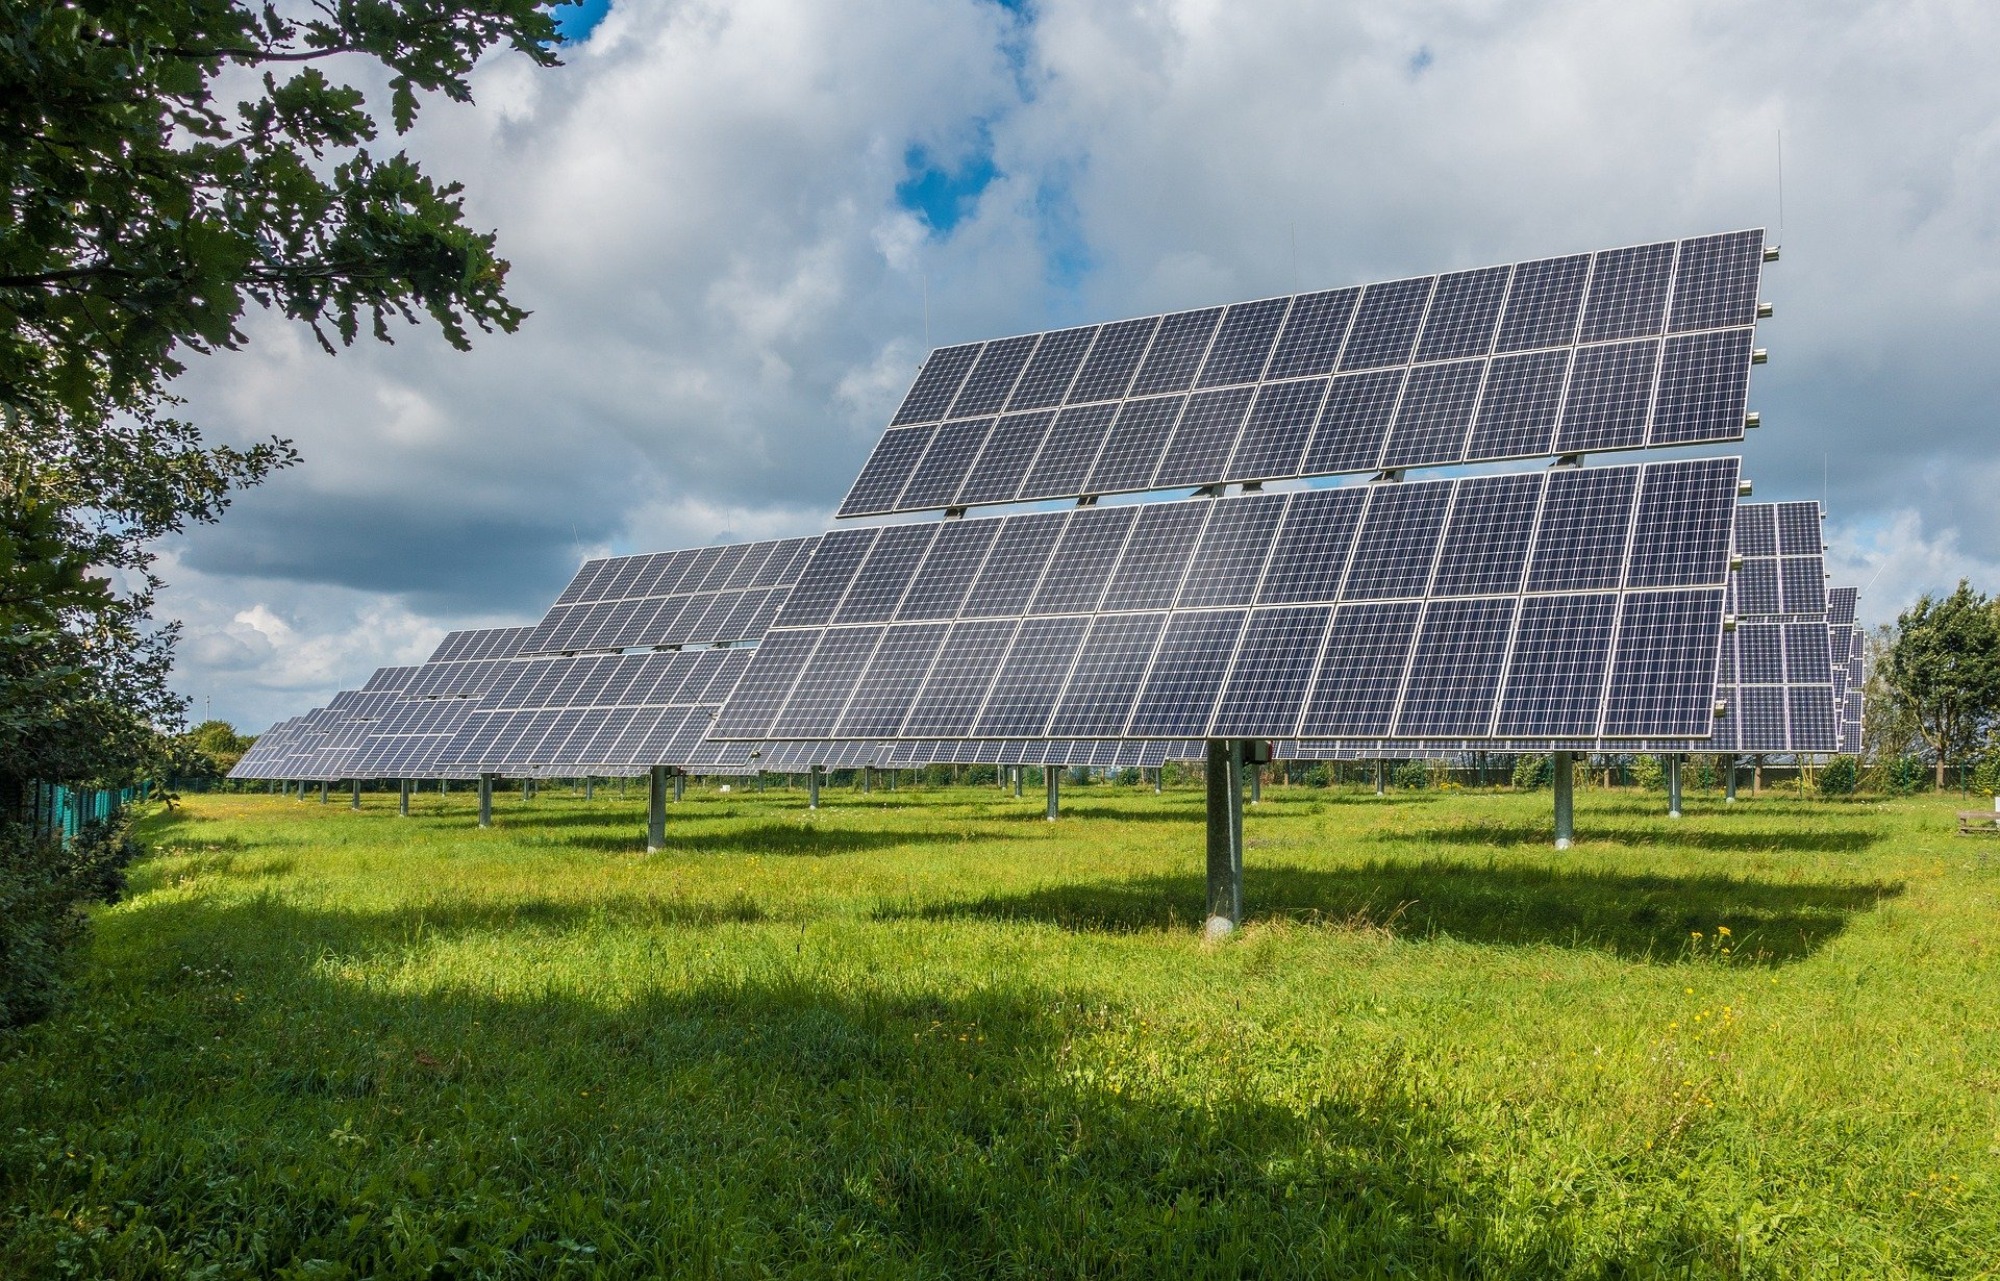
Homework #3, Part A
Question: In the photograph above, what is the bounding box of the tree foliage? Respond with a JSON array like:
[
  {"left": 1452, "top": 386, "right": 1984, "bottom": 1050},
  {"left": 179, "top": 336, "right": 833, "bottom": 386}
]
[
  {"left": 1, "top": 0, "right": 560, "bottom": 1022},
  {"left": 1880, "top": 582, "right": 2000, "bottom": 789},
  {"left": 1, "top": 0, "right": 559, "bottom": 803}
]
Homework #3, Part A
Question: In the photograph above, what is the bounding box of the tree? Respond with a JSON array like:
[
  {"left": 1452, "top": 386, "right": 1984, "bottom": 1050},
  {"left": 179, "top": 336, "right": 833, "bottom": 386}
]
[
  {"left": 1881, "top": 582, "right": 2000, "bottom": 789},
  {"left": 0, "top": 0, "right": 561, "bottom": 1019}
]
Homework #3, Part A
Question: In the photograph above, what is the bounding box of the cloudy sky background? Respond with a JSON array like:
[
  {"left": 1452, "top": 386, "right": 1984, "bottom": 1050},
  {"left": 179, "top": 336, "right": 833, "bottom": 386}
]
[{"left": 158, "top": 0, "right": 2000, "bottom": 730}]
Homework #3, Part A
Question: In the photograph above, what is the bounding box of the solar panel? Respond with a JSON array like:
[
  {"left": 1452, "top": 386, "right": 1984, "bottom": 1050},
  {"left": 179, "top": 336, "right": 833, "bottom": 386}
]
[
  {"left": 719, "top": 456, "right": 1741, "bottom": 744},
  {"left": 522, "top": 536, "right": 819, "bottom": 656},
  {"left": 840, "top": 230, "right": 1766, "bottom": 517}
]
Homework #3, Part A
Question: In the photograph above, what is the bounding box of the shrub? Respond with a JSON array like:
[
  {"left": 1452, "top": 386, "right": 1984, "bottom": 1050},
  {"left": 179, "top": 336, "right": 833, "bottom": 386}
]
[
  {"left": 1391, "top": 760, "right": 1430, "bottom": 789},
  {"left": 1510, "top": 755, "right": 1551, "bottom": 789},
  {"left": 1631, "top": 755, "right": 1666, "bottom": 791},
  {"left": 1817, "top": 756, "right": 1859, "bottom": 796},
  {"left": 1882, "top": 756, "right": 1930, "bottom": 795},
  {"left": 0, "top": 815, "right": 141, "bottom": 1029}
]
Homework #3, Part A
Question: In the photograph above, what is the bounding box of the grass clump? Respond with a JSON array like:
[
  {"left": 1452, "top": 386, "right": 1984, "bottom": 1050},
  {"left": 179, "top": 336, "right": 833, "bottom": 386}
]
[{"left": 2, "top": 780, "right": 1995, "bottom": 1277}]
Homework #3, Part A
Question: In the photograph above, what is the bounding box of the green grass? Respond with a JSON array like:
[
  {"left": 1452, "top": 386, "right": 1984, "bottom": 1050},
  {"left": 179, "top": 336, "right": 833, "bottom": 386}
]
[{"left": 3, "top": 779, "right": 1997, "bottom": 1277}]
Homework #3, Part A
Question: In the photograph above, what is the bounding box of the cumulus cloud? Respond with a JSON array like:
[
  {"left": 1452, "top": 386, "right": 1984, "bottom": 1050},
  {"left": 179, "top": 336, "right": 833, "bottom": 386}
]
[{"left": 158, "top": 0, "right": 2000, "bottom": 727}]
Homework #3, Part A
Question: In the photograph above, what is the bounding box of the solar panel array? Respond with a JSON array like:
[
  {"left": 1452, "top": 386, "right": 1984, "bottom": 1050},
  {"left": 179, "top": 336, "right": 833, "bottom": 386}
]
[
  {"left": 840, "top": 231, "right": 1765, "bottom": 518},
  {"left": 521, "top": 538, "right": 817, "bottom": 655},
  {"left": 1827, "top": 586, "right": 1865, "bottom": 753},
  {"left": 719, "top": 456, "right": 1741, "bottom": 744},
  {"left": 1709, "top": 504, "right": 1837, "bottom": 754},
  {"left": 433, "top": 649, "right": 762, "bottom": 775}
]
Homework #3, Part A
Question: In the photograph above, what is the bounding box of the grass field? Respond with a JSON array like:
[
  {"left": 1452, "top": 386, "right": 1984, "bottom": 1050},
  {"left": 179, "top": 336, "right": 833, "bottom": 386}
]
[{"left": 3, "top": 778, "right": 1997, "bottom": 1277}]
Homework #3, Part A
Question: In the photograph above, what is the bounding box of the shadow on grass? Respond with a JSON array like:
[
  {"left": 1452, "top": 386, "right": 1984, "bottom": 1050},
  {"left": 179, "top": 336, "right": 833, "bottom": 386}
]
[
  {"left": 887, "top": 860, "right": 1901, "bottom": 964},
  {"left": 1388, "top": 818, "right": 1882, "bottom": 854},
  {"left": 550, "top": 820, "right": 1028, "bottom": 858},
  {"left": 13, "top": 889, "right": 1766, "bottom": 1278}
]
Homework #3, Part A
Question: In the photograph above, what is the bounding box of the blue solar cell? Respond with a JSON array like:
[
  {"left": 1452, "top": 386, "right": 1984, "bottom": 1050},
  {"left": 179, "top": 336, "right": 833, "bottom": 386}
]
[
  {"left": 1154, "top": 386, "right": 1255, "bottom": 488},
  {"left": 1788, "top": 684, "right": 1838, "bottom": 751},
  {"left": 1580, "top": 242, "right": 1676, "bottom": 342},
  {"left": 1431, "top": 472, "right": 1542, "bottom": 596},
  {"left": 896, "top": 519, "right": 1003, "bottom": 621},
  {"left": 1779, "top": 557, "right": 1826, "bottom": 616},
  {"left": 836, "top": 623, "right": 948, "bottom": 737},
  {"left": 1176, "top": 494, "right": 1287, "bottom": 607},
  {"left": 1783, "top": 622, "right": 1831, "bottom": 683},
  {"left": 1626, "top": 458, "right": 1739, "bottom": 588},
  {"left": 1460, "top": 349, "right": 1568, "bottom": 461},
  {"left": 1299, "top": 369, "right": 1404, "bottom": 474},
  {"left": 1393, "top": 597, "right": 1517, "bottom": 735},
  {"left": 1197, "top": 297, "right": 1290, "bottom": 387},
  {"left": 769, "top": 626, "right": 882, "bottom": 737},
  {"left": 1265, "top": 287, "right": 1359, "bottom": 380},
  {"left": 892, "top": 344, "right": 981, "bottom": 425},
  {"left": 1047, "top": 613, "right": 1169, "bottom": 737},
  {"left": 839, "top": 425, "right": 935, "bottom": 517},
  {"left": 1212, "top": 606, "right": 1332, "bottom": 736},
  {"left": 1552, "top": 339, "right": 1657, "bottom": 453},
  {"left": 1340, "top": 277, "right": 1435, "bottom": 370},
  {"left": 1224, "top": 378, "right": 1329, "bottom": 482},
  {"left": 1669, "top": 230, "right": 1765, "bottom": 332},
  {"left": 974, "top": 616, "right": 1090, "bottom": 736},
  {"left": 1131, "top": 308, "right": 1223, "bottom": 396},
  {"left": 1007, "top": 326, "right": 1096, "bottom": 410},
  {"left": 1493, "top": 593, "right": 1618, "bottom": 736},
  {"left": 1525, "top": 467, "right": 1637, "bottom": 592},
  {"left": 1734, "top": 504, "right": 1777, "bottom": 556},
  {"left": 898, "top": 418, "right": 994, "bottom": 510},
  {"left": 1414, "top": 265, "right": 1510, "bottom": 362},
  {"left": 694, "top": 543, "right": 753, "bottom": 593},
  {"left": 1126, "top": 611, "right": 1248, "bottom": 737},
  {"left": 1258, "top": 487, "right": 1368, "bottom": 605},
  {"left": 1341, "top": 482, "right": 1453, "bottom": 600},
  {"left": 833, "top": 523, "right": 937, "bottom": 624},
  {"left": 1068, "top": 317, "right": 1158, "bottom": 403},
  {"left": 1733, "top": 559, "right": 1780, "bottom": 616},
  {"left": 956, "top": 411, "right": 1053, "bottom": 505},
  {"left": 1495, "top": 255, "right": 1589, "bottom": 352},
  {"left": 1601, "top": 589, "right": 1726, "bottom": 736},
  {"left": 961, "top": 512, "right": 1068, "bottom": 616},
  {"left": 1029, "top": 506, "right": 1138, "bottom": 615},
  {"left": 774, "top": 528, "right": 878, "bottom": 627},
  {"left": 1379, "top": 359, "right": 1484, "bottom": 468},
  {"left": 1087, "top": 395, "right": 1187, "bottom": 493},
  {"left": 1735, "top": 623, "right": 1784, "bottom": 683},
  {"left": 1650, "top": 330, "right": 1752, "bottom": 447},
  {"left": 901, "top": 620, "right": 1017, "bottom": 736},
  {"left": 1296, "top": 601, "right": 1424, "bottom": 736},
  {"left": 1776, "top": 503, "right": 1821, "bottom": 556},
  {"left": 949, "top": 334, "right": 1039, "bottom": 417},
  {"left": 1099, "top": 502, "right": 1210, "bottom": 611},
  {"left": 711, "top": 630, "right": 819, "bottom": 736},
  {"left": 1018, "top": 403, "right": 1115, "bottom": 501}
]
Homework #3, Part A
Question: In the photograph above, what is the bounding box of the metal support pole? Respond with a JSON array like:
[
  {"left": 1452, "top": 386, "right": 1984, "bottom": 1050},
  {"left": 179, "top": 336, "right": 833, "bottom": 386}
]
[
  {"left": 1374, "top": 760, "right": 1385, "bottom": 796},
  {"left": 1045, "top": 767, "right": 1060, "bottom": 819},
  {"left": 647, "top": 765, "right": 667, "bottom": 852},
  {"left": 585, "top": 776, "right": 594, "bottom": 800},
  {"left": 862, "top": 767, "right": 872, "bottom": 794},
  {"left": 477, "top": 773, "right": 494, "bottom": 828},
  {"left": 1667, "top": 754, "right": 1683, "bottom": 819},
  {"left": 398, "top": 779, "right": 410, "bottom": 817},
  {"left": 319, "top": 780, "right": 328, "bottom": 804},
  {"left": 673, "top": 771, "right": 685, "bottom": 803},
  {"left": 1553, "top": 751, "right": 1574, "bottom": 849},
  {"left": 1012, "top": 766, "right": 1022, "bottom": 798},
  {"left": 1205, "top": 740, "right": 1244, "bottom": 936},
  {"left": 351, "top": 779, "right": 361, "bottom": 810},
  {"left": 1250, "top": 764, "right": 1261, "bottom": 805},
  {"left": 1725, "top": 756, "right": 1738, "bottom": 803},
  {"left": 1154, "top": 767, "right": 1163, "bottom": 794},
  {"left": 808, "top": 766, "right": 821, "bottom": 810}
]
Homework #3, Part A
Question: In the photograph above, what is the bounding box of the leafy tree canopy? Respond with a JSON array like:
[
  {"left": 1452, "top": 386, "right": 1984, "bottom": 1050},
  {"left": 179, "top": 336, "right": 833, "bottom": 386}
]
[
  {"left": 1881, "top": 581, "right": 2000, "bottom": 788},
  {"left": 1, "top": 0, "right": 561, "bottom": 810}
]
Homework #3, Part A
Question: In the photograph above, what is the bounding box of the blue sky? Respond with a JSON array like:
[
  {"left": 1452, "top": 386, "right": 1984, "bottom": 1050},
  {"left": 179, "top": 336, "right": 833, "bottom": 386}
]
[{"left": 155, "top": 0, "right": 2000, "bottom": 728}]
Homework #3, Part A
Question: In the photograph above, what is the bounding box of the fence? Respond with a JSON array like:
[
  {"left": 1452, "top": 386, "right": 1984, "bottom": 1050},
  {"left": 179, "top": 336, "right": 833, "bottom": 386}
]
[{"left": 28, "top": 782, "right": 142, "bottom": 844}]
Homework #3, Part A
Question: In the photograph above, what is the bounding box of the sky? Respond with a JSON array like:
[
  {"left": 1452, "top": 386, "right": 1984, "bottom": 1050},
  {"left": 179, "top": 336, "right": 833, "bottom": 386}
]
[{"left": 157, "top": 0, "right": 2000, "bottom": 731}]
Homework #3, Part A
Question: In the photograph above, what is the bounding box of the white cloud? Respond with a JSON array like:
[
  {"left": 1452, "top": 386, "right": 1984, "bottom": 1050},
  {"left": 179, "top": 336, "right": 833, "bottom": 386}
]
[{"left": 158, "top": 0, "right": 2000, "bottom": 727}]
